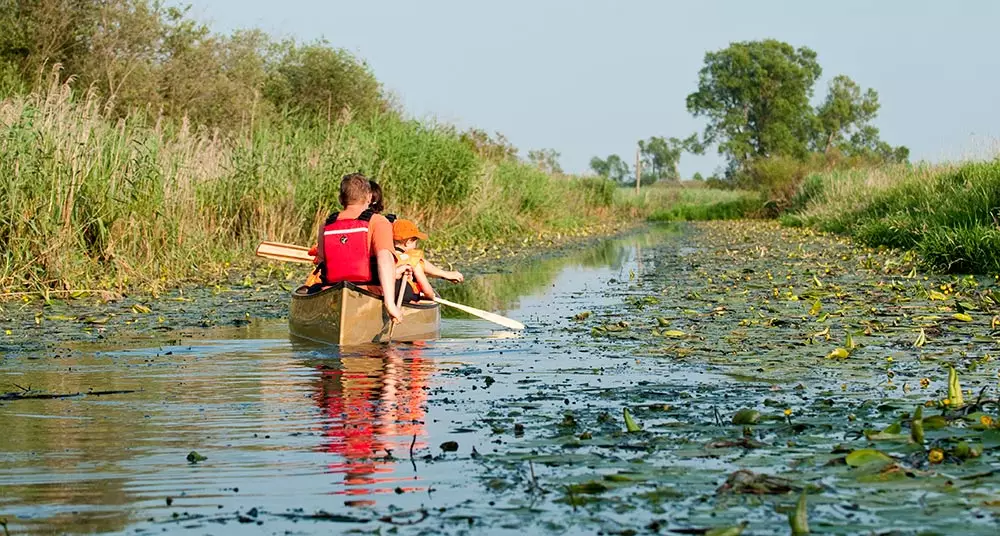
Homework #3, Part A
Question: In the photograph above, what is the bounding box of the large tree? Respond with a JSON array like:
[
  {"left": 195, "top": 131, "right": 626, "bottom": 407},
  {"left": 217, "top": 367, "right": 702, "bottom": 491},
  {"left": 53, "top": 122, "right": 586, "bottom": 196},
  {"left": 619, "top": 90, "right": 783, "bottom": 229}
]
[
  {"left": 814, "top": 75, "right": 878, "bottom": 152},
  {"left": 813, "top": 75, "right": 908, "bottom": 162},
  {"left": 686, "top": 39, "right": 822, "bottom": 172}
]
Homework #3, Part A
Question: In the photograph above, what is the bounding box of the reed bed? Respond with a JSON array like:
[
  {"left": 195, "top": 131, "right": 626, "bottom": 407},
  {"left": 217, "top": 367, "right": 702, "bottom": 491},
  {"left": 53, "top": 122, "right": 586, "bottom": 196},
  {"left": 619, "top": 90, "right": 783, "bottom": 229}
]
[{"left": 0, "top": 77, "right": 644, "bottom": 293}]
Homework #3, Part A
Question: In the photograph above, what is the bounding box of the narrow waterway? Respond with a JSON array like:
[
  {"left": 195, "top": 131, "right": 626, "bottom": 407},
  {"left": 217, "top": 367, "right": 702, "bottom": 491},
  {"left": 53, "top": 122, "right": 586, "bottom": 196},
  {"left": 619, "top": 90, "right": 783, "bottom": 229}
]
[
  {"left": 0, "top": 226, "right": 706, "bottom": 534},
  {"left": 3, "top": 222, "right": 999, "bottom": 535}
]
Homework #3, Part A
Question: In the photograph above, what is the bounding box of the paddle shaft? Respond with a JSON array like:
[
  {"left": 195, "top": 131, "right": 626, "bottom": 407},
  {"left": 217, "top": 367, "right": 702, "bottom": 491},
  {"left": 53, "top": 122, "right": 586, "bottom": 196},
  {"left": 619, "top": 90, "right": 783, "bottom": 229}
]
[
  {"left": 433, "top": 296, "right": 525, "bottom": 330},
  {"left": 386, "top": 273, "right": 409, "bottom": 342}
]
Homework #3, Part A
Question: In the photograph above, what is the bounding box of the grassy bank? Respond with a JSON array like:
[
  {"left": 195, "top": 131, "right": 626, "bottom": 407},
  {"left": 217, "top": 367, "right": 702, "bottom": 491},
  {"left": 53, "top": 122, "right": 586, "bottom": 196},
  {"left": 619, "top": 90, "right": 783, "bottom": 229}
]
[
  {"left": 782, "top": 160, "right": 1000, "bottom": 273},
  {"left": 2, "top": 78, "right": 756, "bottom": 295},
  {"left": 644, "top": 186, "right": 763, "bottom": 222},
  {"left": 0, "top": 80, "right": 635, "bottom": 293}
]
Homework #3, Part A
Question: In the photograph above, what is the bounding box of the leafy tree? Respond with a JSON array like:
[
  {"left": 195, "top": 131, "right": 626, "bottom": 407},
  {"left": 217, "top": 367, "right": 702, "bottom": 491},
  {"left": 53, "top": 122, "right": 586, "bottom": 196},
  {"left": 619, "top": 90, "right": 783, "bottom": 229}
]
[
  {"left": 692, "top": 172, "right": 704, "bottom": 181},
  {"left": 686, "top": 39, "right": 822, "bottom": 172},
  {"left": 638, "top": 134, "right": 700, "bottom": 182},
  {"left": 812, "top": 75, "right": 909, "bottom": 162},
  {"left": 264, "top": 39, "right": 383, "bottom": 122},
  {"left": 527, "top": 148, "right": 563, "bottom": 174},
  {"left": 813, "top": 75, "right": 879, "bottom": 153},
  {"left": 589, "top": 154, "right": 630, "bottom": 183}
]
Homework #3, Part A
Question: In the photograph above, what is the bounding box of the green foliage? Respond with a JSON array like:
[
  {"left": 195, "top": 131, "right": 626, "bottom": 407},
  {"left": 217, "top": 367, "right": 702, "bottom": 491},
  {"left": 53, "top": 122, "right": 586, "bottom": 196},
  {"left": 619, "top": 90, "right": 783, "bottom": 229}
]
[
  {"left": 647, "top": 190, "right": 762, "bottom": 222},
  {"left": 687, "top": 39, "right": 822, "bottom": 170},
  {"left": 590, "top": 154, "right": 630, "bottom": 183},
  {"left": 264, "top": 39, "right": 383, "bottom": 122},
  {"left": 686, "top": 40, "right": 906, "bottom": 185},
  {"left": 0, "top": 0, "right": 384, "bottom": 131},
  {"left": 636, "top": 135, "right": 700, "bottom": 183},
  {"left": 0, "top": 79, "right": 650, "bottom": 291},
  {"left": 784, "top": 160, "right": 1000, "bottom": 274}
]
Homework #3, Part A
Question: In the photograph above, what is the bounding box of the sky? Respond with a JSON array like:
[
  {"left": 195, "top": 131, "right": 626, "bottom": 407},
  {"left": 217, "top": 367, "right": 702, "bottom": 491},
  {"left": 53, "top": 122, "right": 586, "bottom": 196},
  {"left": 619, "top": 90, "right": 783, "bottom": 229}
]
[{"left": 185, "top": 0, "right": 1000, "bottom": 177}]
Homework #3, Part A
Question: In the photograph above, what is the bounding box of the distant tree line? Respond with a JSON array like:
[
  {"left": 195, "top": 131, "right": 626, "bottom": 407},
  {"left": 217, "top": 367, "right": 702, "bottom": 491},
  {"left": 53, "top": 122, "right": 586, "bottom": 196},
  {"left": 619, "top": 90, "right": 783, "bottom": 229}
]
[{"left": 589, "top": 39, "right": 909, "bottom": 190}]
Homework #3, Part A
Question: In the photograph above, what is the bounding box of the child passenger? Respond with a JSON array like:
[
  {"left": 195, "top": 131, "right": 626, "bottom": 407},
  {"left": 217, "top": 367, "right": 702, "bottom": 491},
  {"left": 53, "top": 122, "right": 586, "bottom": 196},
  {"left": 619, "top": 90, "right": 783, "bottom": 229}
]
[{"left": 391, "top": 219, "right": 463, "bottom": 302}]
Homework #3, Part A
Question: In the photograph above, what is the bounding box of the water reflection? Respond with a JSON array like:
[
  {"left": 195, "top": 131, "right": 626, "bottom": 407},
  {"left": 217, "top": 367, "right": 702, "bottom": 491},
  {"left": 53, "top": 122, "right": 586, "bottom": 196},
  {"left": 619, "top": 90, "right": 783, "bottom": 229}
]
[
  {"left": 437, "top": 224, "right": 678, "bottom": 316},
  {"left": 303, "top": 344, "right": 432, "bottom": 505},
  {"left": 0, "top": 225, "right": 678, "bottom": 534}
]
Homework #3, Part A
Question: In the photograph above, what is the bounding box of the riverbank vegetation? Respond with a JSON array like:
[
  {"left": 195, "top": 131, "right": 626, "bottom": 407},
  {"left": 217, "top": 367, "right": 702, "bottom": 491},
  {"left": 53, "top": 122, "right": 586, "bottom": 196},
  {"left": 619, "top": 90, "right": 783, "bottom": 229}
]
[
  {"left": 0, "top": 0, "right": 705, "bottom": 295},
  {"left": 782, "top": 160, "right": 1000, "bottom": 274}
]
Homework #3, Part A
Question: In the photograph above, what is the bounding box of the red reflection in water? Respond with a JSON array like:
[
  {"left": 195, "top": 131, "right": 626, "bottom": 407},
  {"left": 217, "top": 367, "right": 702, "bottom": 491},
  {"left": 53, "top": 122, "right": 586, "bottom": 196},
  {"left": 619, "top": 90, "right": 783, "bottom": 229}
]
[{"left": 312, "top": 345, "right": 432, "bottom": 504}]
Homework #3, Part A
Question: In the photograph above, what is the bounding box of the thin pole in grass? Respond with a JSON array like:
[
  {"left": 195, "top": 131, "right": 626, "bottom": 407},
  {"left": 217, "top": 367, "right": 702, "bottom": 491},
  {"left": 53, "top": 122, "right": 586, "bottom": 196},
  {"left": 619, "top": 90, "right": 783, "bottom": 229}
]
[{"left": 635, "top": 147, "right": 642, "bottom": 195}]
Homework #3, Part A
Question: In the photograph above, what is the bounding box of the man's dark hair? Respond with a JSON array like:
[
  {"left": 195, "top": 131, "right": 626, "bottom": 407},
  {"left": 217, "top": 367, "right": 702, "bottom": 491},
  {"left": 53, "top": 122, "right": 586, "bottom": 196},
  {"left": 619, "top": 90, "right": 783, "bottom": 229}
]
[{"left": 368, "top": 180, "right": 385, "bottom": 213}]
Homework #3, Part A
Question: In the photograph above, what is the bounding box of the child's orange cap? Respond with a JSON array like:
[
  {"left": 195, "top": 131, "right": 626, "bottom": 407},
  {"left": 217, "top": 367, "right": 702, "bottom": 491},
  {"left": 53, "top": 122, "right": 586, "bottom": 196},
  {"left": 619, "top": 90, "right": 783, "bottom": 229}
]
[{"left": 392, "top": 219, "right": 428, "bottom": 241}]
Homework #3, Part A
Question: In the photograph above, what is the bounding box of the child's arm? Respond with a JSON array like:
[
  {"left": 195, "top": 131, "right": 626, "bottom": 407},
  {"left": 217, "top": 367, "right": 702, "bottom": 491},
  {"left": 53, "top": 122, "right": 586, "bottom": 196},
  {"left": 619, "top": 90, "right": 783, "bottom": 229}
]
[
  {"left": 423, "top": 259, "right": 464, "bottom": 283},
  {"left": 412, "top": 263, "right": 436, "bottom": 300}
]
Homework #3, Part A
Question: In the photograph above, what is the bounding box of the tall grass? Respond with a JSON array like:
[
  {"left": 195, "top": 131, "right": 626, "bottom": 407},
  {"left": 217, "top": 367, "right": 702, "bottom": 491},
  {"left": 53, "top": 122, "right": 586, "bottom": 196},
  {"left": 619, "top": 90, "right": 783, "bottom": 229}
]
[
  {"left": 642, "top": 186, "right": 763, "bottom": 222},
  {"left": 0, "top": 77, "right": 651, "bottom": 293},
  {"left": 782, "top": 160, "right": 1000, "bottom": 273}
]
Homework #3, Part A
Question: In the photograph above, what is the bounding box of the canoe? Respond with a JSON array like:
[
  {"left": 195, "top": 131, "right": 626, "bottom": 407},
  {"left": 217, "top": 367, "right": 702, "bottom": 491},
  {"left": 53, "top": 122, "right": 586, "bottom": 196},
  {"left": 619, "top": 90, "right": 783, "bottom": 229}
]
[{"left": 289, "top": 282, "right": 440, "bottom": 345}]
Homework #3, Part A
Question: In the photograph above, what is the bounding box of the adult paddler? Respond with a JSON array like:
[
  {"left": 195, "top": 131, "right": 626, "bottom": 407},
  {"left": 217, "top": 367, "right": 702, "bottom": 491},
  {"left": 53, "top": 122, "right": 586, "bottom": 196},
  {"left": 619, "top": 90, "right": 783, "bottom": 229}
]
[{"left": 315, "top": 173, "right": 405, "bottom": 323}]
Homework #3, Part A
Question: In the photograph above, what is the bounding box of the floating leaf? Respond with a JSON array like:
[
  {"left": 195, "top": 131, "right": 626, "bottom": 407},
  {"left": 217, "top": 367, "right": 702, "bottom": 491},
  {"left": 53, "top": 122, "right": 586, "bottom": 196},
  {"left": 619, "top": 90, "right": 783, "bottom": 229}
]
[
  {"left": 922, "top": 415, "right": 948, "bottom": 430},
  {"left": 731, "top": 409, "right": 761, "bottom": 425},
  {"left": 845, "top": 449, "right": 893, "bottom": 468},
  {"left": 808, "top": 300, "right": 821, "bottom": 316},
  {"left": 789, "top": 491, "right": 809, "bottom": 535},
  {"left": 567, "top": 481, "right": 609, "bottom": 495},
  {"left": 132, "top": 304, "right": 151, "bottom": 314},
  {"left": 660, "top": 329, "right": 686, "bottom": 338},
  {"left": 623, "top": 408, "right": 641, "bottom": 432},
  {"left": 705, "top": 522, "right": 748, "bottom": 536},
  {"left": 440, "top": 441, "right": 459, "bottom": 452},
  {"left": 845, "top": 331, "right": 855, "bottom": 350},
  {"left": 952, "top": 313, "right": 973, "bottom": 322},
  {"left": 186, "top": 451, "right": 207, "bottom": 463},
  {"left": 929, "top": 290, "right": 948, "bottom": 301},
  {"left": 913, "top": 328, "right": 927, "bottom": 348},
  {"left": 572, "top": 311, "right": 591, "bottom": 321},
  {"left": 826, "top": 347, "right": 850, "bottom": 360},
  {"left": 864, "top": 422, "right": 907, "bottom": 441}
]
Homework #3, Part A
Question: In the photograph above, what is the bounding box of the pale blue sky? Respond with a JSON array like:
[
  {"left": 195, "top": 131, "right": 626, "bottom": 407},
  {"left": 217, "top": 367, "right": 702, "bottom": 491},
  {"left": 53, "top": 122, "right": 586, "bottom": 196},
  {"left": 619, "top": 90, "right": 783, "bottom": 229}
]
[{"left": 187, "top": 0, "right": 1000, "bottom": 177}]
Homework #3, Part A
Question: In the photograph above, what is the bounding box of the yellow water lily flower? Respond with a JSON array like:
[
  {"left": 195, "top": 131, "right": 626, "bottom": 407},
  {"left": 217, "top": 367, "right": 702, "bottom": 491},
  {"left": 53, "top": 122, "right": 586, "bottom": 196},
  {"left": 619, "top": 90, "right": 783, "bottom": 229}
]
[{"left": 928, "top": 448, "right": 944, "bottom": 464}]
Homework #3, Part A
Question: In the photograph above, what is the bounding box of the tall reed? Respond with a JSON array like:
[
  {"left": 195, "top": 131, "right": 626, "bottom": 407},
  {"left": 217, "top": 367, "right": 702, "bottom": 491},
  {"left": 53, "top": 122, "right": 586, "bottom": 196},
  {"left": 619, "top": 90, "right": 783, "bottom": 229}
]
[{"left": 0, "top": 76, "right": 635, "bottom": 293}]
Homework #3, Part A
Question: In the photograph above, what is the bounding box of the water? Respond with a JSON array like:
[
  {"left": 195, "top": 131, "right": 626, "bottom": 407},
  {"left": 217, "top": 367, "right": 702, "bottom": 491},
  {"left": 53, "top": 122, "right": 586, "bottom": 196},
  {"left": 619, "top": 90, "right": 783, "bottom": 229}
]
[
  {"left": 1, "top": 226, "right": 695, "bottom": 535},
  {"left": 5, "top": 222, "right": 1000, "bottom": 535}
]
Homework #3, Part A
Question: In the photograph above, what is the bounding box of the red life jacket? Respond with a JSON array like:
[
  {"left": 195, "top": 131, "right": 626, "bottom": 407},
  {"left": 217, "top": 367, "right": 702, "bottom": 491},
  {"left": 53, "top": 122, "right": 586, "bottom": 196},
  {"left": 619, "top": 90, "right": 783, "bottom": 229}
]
[{"left": 321, "top": 210, "right": 376, "bottom": 283}]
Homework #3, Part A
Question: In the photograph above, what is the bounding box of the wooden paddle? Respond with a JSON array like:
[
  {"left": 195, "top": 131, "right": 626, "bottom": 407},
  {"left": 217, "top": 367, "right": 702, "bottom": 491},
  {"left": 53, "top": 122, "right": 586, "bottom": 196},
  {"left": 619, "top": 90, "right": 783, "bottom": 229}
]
[
  {"left": 432, "top": 297, "right": 525, "bottom": 330},
  {"left": 385, "top": 273, "right": 410, "bottom": 343},
  {"left": 256, "top": 240, "right": 527, "bottom": 330},
  {"left": 256, "top": 241, "right": 312, "bottom": 264}
]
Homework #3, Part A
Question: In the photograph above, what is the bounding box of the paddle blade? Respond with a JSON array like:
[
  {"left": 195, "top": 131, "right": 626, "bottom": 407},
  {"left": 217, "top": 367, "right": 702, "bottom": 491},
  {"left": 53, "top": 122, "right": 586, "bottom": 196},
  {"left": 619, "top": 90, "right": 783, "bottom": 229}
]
[
  {"left": 433, "top": 297, "right": 525, "bottom": 330},
  {"left": 256, "top": 241, "right": 313, "bottom": 264}
]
